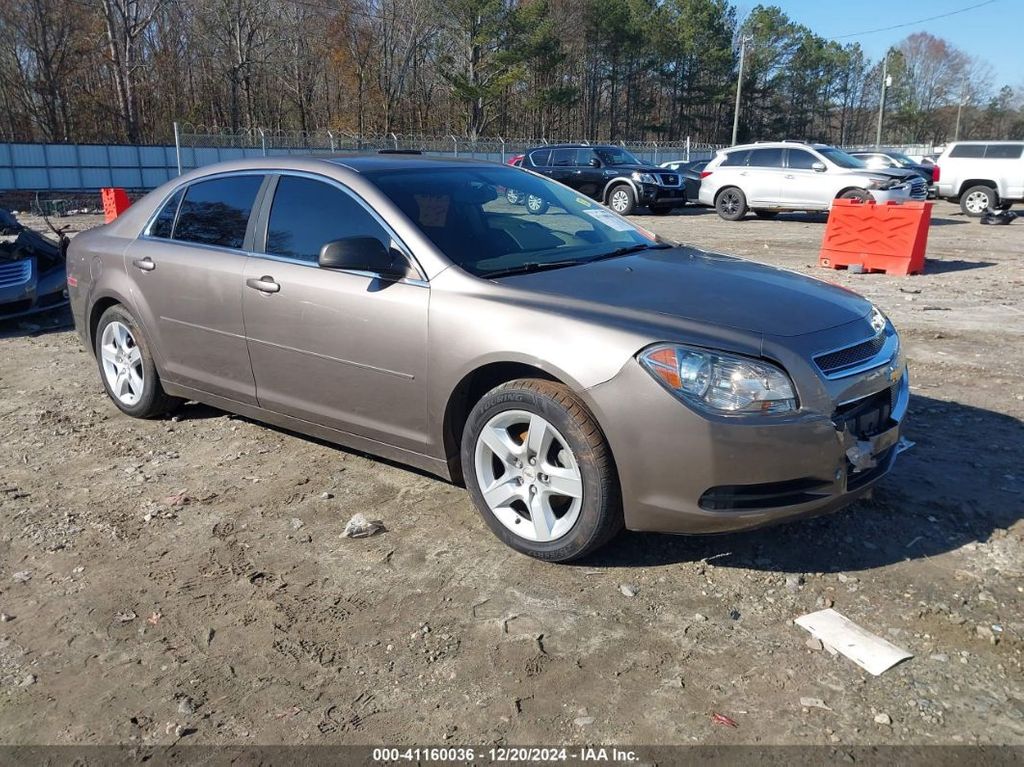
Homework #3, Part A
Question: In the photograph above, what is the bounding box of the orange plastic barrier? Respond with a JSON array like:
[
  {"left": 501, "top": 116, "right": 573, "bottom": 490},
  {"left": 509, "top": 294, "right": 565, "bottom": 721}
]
[
  {"left": 819, "top": 199, "right": 932, "bottom": 276},
  {"left": 101, "top": 187, "right": 131, "bottom": 223}
]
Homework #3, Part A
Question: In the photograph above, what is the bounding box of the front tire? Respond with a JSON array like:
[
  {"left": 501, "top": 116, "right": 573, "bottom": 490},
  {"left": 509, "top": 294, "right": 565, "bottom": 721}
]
[
  {"left": 526, "top": 195, "right": 549, "bottom": 215},
  {"left": 505, "top": 188, "right": 525, "bottom": 206},
  {"left": 838, "top": 189, "right": 871, "bottom": 202},
  {"left": 715, "top": 187, "right": 747, "bottom": 220},
  {"left": 461, "top": 379, "right": 622, "bottom": 562},
  {"left": 607, "top": 185, "right": 636, "bottom": 216},
  {"left": 960, "top": 185, "right": 996, "bottom": 217},
  {"left": 95, "top": 305, "right": 178, "bottom": 419}
]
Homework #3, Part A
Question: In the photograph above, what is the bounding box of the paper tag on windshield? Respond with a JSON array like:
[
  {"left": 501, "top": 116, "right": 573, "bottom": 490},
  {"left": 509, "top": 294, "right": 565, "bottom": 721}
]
[
  {"left": 582, "top": 208, "right": 634, "bottom": 231},
  {"left": 414, "top": 194, "right": 450, "bottom": 227}
]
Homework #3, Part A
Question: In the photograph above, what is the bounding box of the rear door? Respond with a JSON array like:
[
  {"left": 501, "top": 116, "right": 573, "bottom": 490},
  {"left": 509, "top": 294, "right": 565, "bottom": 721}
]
[
  {"left": 546, "top": 148, "right": 577, "bottom": 188},
  {"left": 241, "top": 173, "right": 429, "bottom": 451},
  {"left": 125, "top": 173, "right": 265, "bottom": 404},
  {"left": 743, "top": 147, "right": 784, "bottom": 205}
]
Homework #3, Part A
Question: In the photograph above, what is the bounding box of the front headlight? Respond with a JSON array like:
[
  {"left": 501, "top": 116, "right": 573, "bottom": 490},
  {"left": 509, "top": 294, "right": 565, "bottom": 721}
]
[
  {"left": 631, "top": 171, "right": 657, "bottom": 184},
  {"left": 639, "top": 344, "right": 797, "bottom": 415}
]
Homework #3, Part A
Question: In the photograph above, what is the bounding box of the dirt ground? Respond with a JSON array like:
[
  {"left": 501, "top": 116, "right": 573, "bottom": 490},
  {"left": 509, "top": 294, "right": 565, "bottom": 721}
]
[{"left": 0, "top": 201, "right": 1021, "bottom": 747}]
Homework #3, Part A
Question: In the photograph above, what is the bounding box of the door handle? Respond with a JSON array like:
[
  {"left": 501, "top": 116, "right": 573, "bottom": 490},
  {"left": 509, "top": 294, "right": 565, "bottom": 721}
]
[
  {"left": 132, "top": 257, "right": 156, "bottom": 272},
  {"left": 246, "top": 276, "right": 280, "bottom": 294},
  {"left": 784, "top": 174, "right": 795, "bottom": 179}
]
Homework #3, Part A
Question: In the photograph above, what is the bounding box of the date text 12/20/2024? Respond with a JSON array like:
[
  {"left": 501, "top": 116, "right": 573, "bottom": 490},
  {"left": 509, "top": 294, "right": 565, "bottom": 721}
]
[{"left": 373, "top": 747, "right": 639, "bottom": 763}]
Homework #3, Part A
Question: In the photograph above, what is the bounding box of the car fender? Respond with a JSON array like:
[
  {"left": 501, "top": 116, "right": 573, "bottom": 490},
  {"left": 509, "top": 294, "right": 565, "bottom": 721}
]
[{"left": 601, "top": 176, "right": 639, "bottom": 203}]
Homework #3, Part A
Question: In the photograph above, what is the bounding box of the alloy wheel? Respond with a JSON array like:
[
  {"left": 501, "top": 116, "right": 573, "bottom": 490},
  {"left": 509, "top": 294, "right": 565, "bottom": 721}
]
[
  {"left": 610, "top": 189, "right": 630, "bottom": 213},
  {"left": 473, "top": 409, "right": 583, "bottom": 543},
  {"left": 100, "top": 320, "right": 145, "bottom": 406},
  {"left": 721, "top": 191, "right": 740, "bottom": 214},
  {"left": 964, "top": 190, "right": 990, "bottom": 214}
]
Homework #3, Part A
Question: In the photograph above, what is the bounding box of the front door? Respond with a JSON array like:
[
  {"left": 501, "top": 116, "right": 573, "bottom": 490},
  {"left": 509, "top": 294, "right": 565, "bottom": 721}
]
[
  {"left": 781, "top": 148, "right": 835, "bottom": 208},
  {"left": 242, "top": 174, "right": 429, "bottom": 452},
  {"left": 124, "top": 174, "right": 265, "bottom": 404}
]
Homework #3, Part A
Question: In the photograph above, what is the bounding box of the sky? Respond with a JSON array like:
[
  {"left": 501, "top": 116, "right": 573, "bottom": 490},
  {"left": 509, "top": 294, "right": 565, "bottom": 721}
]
[{"left": 757, "top": 0, "right": 1022, "bottom": 87}]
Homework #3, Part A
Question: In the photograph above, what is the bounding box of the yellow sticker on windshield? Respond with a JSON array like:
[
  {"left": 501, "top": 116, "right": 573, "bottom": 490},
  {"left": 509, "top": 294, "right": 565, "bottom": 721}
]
[{"left": 576, "top": 197, "right": 592, "bottom": 206}]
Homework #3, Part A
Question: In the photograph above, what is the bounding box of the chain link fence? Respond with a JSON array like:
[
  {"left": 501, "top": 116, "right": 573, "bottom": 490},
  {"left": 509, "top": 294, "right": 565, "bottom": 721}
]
[{"left": 172, "top": 123, "right": 726, "bottom": 172}]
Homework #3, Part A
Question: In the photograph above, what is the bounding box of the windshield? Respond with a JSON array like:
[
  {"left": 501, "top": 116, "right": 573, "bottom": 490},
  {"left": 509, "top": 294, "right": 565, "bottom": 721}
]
[
  {"left": 364, "top": 166, "right": 658, "bottom": 278},
  {"left": 594, "top": 147, "right": 642, "bottom": 166},
  {"left": 817, "top": 147, "right": 866, "bottom": 169},
  {"left": 889, "top": 152, "right": 915, "bottom": 166}
]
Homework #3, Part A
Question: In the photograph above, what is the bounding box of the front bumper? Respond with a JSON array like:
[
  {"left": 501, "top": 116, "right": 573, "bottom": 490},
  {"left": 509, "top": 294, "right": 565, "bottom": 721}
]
[
  {"left": 585, "top": 356, "right": 909, "bottom": 534},
  {"left": 0, "top": 259, "right": 68, "bottom": 320},
  {"left": 638, "top": 184, "right": 686, "bottom": 208},
  {"left": 870, "top": 187, "right": 913, "bottom": 204}
]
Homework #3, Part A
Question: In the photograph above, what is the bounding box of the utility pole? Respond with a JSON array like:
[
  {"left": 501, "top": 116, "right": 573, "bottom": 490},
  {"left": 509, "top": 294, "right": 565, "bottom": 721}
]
[
  {"left": 875, "top": 54, "right": 890, "bottom": 149},
  {"left": 954, "top": 73, "right": 968, "bottom": 140},
  {"left": 731, "top": 36, "right": 751, "bottom": 146}
]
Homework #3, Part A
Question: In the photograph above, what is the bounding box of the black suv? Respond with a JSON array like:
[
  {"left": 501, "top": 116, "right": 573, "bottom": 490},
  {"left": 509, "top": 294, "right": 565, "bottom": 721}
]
[{"left": 518, "top": 144, "right": 686, "bottom": 215}]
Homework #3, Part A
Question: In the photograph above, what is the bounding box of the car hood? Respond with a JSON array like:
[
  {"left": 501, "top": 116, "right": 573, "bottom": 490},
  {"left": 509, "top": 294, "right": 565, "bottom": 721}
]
[
  {"left": 498, "top": 246, "right": 872, "bottom": 338},
  {"left": 611, "top": 164, "right": 671, "bottom": 175}
]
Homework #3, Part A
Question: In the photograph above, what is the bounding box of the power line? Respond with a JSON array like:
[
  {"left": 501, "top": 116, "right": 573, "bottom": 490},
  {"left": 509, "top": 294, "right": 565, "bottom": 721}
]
[{"left": 832, "top": 0, "right": 998, "bottom": 39}]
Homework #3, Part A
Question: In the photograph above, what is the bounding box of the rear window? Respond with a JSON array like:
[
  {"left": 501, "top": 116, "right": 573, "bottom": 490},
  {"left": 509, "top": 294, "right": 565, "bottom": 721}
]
[
  {"left": 721, "top": 149, "right": 751, "bottom": 167},
  {"left": 985, "top": 144, "right": 1024, "bottom": 159},
  {"left": 174, "top": 175, "right": 263, "bottom": 249},
  {"left": 748, "top": 148, "right": 784, "bottom": 168},
  {"left": 147, "top": 189, "right": 183, "bottom": 239},
  {"left": 949, "top": 144, "right": 986, "bottom": 158},
  {"left": 528, "top": 150, "right": 551, "bottom": 166}
]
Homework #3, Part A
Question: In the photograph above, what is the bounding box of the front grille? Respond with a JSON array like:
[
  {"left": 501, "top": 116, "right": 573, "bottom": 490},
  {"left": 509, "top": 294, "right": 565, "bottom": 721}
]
[
  {"left": 814, "top": 334, "right": 885, "bottom": 375},
  {"left": 0, "top": 259, "right": 32, "bottom": 289},
  {"left": 909, "top": 178, "right": 927, "bottom": 200},
  {"left": 658, "top": 173, "right": 679, "bottom": 186}
]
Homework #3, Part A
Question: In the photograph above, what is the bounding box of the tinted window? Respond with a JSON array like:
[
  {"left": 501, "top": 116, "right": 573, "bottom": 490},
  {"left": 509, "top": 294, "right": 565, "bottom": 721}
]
[
  {"left": 575, "top": 148, "right": 597, "bottom": 166},
  {"left": 985, "top": 144, "right": 1024, "bottom": 159},
  {"left": 550, "top": 148, "right": 575, "bottom": 166},
  {"left": 788, "top": 149, "right": 818, "bottom": 170},
  {"left": 265, "top": 176, "right": 391, "bottom": 264},
  {"left": 174, "top": 175, "right": 263, "bottom": 249},
  {"left": 748, "top": 148, "right": 784, "bottom": 168},
  {"left": 528, "top": 150, "right": 550, "bottom": 166},
  {"left": 949, "top": 144, "right": 986, "bottom": 158},
  {"left": 148, "top": 189, "right": 183, "bottom": 238},
  {"left": 721, "top": 149, "right": 751, "bottom": 167}
]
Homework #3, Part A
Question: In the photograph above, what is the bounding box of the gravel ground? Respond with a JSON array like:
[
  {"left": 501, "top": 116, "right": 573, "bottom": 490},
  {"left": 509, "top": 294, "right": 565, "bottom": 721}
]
[{"left": 0, "top": 201, "right": 1021, "bottom": 746}]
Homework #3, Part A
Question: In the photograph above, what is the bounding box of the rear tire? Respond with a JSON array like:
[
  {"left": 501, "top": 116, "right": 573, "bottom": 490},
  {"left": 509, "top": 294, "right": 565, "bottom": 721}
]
[
  {"left": 715, "top": 187, "right": 747, "bottom": 221},
  {"left": 95, "top": 304, "right": 179, "bottom": 419},
  {"left": 505, "top": 188, "right": 525, "bottom": 206},
  {"left": 960, "top": 185, "right": 996, "bottom": 217},
  {"left": 607, "top": 185, "right": 636, "bottom": 216},
  {"left": 461, "top": 379, "right": 623, "bottom": 562}
]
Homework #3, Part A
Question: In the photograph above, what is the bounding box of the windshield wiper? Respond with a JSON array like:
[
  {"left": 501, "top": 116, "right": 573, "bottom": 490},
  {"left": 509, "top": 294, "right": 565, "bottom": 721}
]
[
  {"left": 481, "top": 259, "right": 586, "bottom": 279},
  {"left": 586, "top": 242, "right": 671, "bottom": 263}
]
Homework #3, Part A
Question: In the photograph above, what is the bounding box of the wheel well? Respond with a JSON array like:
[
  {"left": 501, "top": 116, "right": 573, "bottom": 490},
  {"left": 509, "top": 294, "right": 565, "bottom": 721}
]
[
  {"left": 958, "top": 179, "right": 998, "bottom": 197},
  {"left": 835, "top": 186, "right": 869, "bottom": 199},
  {"left": 443, "top": 362, "right": 561, "bottom": 484},
  {"left": 603, "top": 181, "right": 632, "bottom": 203},
  {"left": 714, "top": 185, "right": 741, "bottom": 203},
  {"left": 88, "top": 297, "right": 121, "bottom": 354}
]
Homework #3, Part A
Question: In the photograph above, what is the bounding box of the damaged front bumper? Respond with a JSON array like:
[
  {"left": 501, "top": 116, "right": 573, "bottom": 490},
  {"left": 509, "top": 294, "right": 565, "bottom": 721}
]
[
  {"left": 0, "top": 257, "right": 69, "bottom": 320},
  {"left": 585, "top": 357, "right": 911, "bottom": 535}
]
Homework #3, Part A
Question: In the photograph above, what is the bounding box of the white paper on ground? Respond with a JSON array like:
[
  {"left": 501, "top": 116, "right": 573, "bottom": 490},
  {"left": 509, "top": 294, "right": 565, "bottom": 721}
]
[{"left": 795, "top": 608, "right": 913, "bottom": 676}]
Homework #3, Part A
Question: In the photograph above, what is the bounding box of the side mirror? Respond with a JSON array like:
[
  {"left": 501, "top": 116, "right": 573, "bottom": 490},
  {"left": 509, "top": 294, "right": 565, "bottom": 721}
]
[
  {"left": 811, "top": 162, "right": 826, "bottom": 173},
  {"left": 589, "top": 157, "right": 601, "bottom": 167},
  {"left": 318, "top": 237, "right": 408, "bottom": 279}
]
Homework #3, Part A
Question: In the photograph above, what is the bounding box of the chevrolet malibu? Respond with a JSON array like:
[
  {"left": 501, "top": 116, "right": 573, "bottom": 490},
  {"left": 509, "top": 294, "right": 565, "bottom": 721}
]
[{"left": 67, "top": 156, "right": 909, "bottom": 562}]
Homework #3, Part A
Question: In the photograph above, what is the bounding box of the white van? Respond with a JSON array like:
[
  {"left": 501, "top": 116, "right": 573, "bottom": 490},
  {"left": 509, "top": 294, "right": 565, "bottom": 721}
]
[{"left": 934, "top": 141, "right": 1024, "bottom": 216}]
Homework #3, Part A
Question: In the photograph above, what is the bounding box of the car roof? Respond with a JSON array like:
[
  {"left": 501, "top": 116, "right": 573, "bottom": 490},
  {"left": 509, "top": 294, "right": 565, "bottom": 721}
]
[
  {"left": 946, "top": 140, "right": 1022, "bottom": 145},
  {"left": 325, "top": 154, "right": 504, "bottom": 171}
]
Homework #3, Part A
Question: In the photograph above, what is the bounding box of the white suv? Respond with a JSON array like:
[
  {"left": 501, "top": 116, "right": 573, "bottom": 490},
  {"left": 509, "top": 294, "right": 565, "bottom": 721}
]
[
  {"left": 934, "top": 141, "right": 1024, "bottom": 216},
  {"left": 699, "top": 142, "right": 923, "bottom": 221}
]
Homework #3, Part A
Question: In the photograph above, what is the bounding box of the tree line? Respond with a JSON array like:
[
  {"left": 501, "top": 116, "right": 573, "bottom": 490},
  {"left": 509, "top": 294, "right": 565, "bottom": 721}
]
[{"left": 1, "top": 0, "right": 1021, "bottom": 147}]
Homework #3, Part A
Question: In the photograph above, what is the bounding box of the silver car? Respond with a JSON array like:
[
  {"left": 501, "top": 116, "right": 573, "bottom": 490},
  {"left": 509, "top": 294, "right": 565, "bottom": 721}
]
[
  {"left": 68, "top": 155, "right": 909, "bottom": 561},
  {"left": 699, "top": 141, "right": 925, "bottom": 220}
]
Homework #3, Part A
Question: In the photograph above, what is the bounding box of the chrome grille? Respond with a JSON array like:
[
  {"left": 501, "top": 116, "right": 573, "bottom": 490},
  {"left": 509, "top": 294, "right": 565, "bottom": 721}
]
[
  {"left": 0, "top": 259, "right": 32, "bottom": 289},
  {"left": 658, "top": 173, "right": 679, "bottom": 186},
  {"left": 814, "top": 334, "right": 885, "bottom": 375},
  {"left": 909, "top": 178, "right": 927, "bottom": 200}
]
